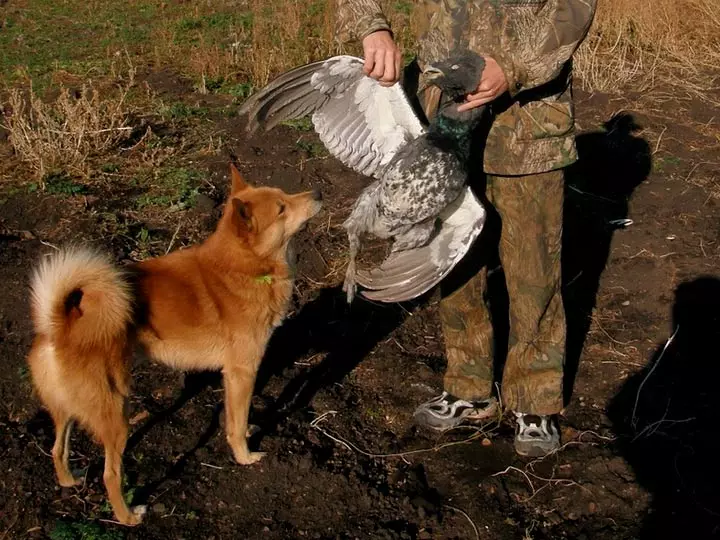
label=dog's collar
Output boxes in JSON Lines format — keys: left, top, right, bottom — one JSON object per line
{"left": 254, "top": 274, "right": 273, "bottom": 284}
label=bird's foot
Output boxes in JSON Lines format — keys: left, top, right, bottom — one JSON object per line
{"left": 391, "top": 220, "right": 436, "bottom": 253}
{"left": 342, "top": 260, "right": 357, "bottom": 304}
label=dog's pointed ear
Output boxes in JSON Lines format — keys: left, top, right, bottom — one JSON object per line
{"left": 230, "top": 163, "right": 249, "bottom": 193}
{"left": 232, "top": 198, "right": 254, "bottom": 233}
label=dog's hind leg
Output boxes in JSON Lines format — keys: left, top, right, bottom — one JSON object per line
{"left": 223, "top": 363, "right": 265, "bottom": 465}
{"left": 97, "top": 403, "right": 146, "bottom": 526}
{"left": 51, "top": 410, "right": 82, "bottom": 487}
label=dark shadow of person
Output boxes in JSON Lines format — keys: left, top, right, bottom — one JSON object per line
{"left": 608, "top": 277, "right": 720, "bottom": 539}
{"left": 256, "top": 285, "right": 412, "bottom": 431}
{"left": 562, "top": 113, "right": 651, "bottom": 404}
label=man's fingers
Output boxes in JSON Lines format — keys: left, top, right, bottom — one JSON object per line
{"left": 381, "top": 50, "right": 397, "bottom": 83}
{"left": 395, "top": 51, "right": 403, "bottom": 81}
{"left": 370, "top": 51, "right": 386, "bottom": 79}
{"left": 466, "top": 87, "right": 497, "bottom": 101}
{"left": 363, "top": 52, "right": 376, "bottom": 76}
{"left": 457, "top": 96, "right": 494, "bottom": 112}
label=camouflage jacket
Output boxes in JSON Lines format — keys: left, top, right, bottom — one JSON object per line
{"left": 335, "top": 0, "right": 597, "bottom": 176}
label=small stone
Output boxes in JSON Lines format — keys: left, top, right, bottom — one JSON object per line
{"left": 481, "top": 437, "right": 492, "bottom": 447}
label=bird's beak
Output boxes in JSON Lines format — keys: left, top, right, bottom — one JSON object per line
{"left": 419, "top": 66, "right": 444, "bottom": 93}
{"left": 423, "top": 66, "right": 445, "bottom": 81}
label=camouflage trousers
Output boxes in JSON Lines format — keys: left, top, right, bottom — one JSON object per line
{"left": 439, "top": 170, "right": 566, "bottom": 415}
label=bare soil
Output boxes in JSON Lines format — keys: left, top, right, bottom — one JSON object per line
{"left": 1, "top": 73, "right": 720, "bottom": 539}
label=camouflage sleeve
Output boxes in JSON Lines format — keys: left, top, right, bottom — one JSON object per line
{"left": 493, "top": 0, "right": 597, "bottom": 97}
{"left": 335, "top": 0, "right": 392, "bottom": 44}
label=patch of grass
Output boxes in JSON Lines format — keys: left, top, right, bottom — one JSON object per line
{"left": 49, "top": 520, "right": 124, "bottom": 540}
{"left": 295, "top": 139, "right": 327, "bottom": 158}
{"left": 162, "top": 102, "right": 210, "bottom": 120}
{"left": 282, "top": 117, "right": 314, "bottom": 132}
{"left": 44, "top": 173, "right": 88, "bottom": 196}
{"left": 223, "top": 81, "right": 255, "bottom": 100}
{"left": 653, "top": 155, "right": 682, "bottom": 172}
{"left": 394, "top": 1, "right": 414, "bottom": 16}
{"left": 100, "top": 163, "right": 120, "bottom": 174}
{"left": 0, "top": 0, "right": 157, "bottom": 88}
{"left": 135, "top": 167, "right": 203, "bottom": 211}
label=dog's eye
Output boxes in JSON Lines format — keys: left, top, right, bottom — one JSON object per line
{"left": 278, "top": 202, "right": 285, "bottom": 215}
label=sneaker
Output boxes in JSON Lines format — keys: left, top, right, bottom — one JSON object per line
{"left": 413, "top": 391, "right": 498, "bottom": 431}
{"left": 514, "top": 413, "right": 560, "bottom": 457}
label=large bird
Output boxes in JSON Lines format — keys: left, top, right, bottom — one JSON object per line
{"left": 239, "top": 51, "right": 489, "bottom": 303}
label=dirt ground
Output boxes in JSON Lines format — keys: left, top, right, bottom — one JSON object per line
{"left": 1, "top": 72, "right": 720, "bottom": 540}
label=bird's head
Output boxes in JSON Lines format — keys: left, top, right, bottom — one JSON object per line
{"left": 423, "top": 50, "right": 486, "bottom": 100}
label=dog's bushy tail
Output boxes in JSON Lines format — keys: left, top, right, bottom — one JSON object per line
{"left": 30, "top": 247, "right": 132, "bottom": 348}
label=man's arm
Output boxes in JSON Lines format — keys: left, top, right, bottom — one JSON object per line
{"left": 335, "top": 0, "right": 391, "bottom": 43}
{"left": 460, "top": 0, "right": 597, "bottom": 110}
{"left": 335, "top": 0, "right": 402, "bottom": 86}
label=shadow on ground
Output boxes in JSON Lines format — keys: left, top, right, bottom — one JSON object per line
{"left": 257, "top": 285, "right": 412, "bottom": 428}
{"left": 562, "top": 113, "right": 652, "bottom": 404}
{"left": 609, "top": 277, "right": 720, "bottom": 539}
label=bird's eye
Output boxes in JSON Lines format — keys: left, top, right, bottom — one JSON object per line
{"left": 451, "top": 64, "right": 459, "bottom": 70}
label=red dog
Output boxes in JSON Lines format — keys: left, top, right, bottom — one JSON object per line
{"left": 26, "top": 164, "right": 322, "bottom": 524}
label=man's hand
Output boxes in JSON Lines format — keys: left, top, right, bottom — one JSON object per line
{"left": 362, "top": 30, "right": 402, "bottom": 87}
{"left": 457, "top": 56, "right": 509, "bottom": 112}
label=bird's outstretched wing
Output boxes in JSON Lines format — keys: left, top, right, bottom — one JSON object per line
{"left": 239, "top": 55, "right": 425, "bottom": 178}
{"left": 355, "top": 187, "right": 486, "bottom": 302}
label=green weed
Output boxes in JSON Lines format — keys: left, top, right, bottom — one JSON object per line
{"left": 49, "top": 520, "right": 124, "bottom": 540}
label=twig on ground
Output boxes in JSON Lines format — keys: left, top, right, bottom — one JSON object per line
{"left": 32, "top": 440, "right": 52, "bottom": 458}
{"left": 310, "top": 411, "right": 496, "bottom": 460}
{"left": 40, "top": 240, "right": 60, "bottom": 251}
{"left": 527, "top": 430, "right": 616, "bottom": 466}
{"left": 492, "top": 465, "right": 589, "bottom": 503}
{"left": 165, "top": 219, "right": 183, "bottom": 254}
{"left": 653, "top": 126, "right": 667, "bottom": 155}
{"left": 631, "top": 325, "right": 680, "bottom": 429}
{"left": 444, "top": 505, "right": 480, "bottom": 540}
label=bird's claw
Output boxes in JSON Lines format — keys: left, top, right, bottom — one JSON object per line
{"left": 343, "top": 260, "right": 357, "bottom": 304}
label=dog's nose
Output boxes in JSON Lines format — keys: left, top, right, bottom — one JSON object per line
{"left": 311, "top": 189, "right": 323, "bottom": 202}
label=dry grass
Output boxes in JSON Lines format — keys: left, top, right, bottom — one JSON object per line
{"left": 575, "top": 0, "right": 720, "bottom": 97}
{"left": 3, "top": 69, "right": 137, "bottom": 182}
{"left": 148, "top": 0, "right": 416, "bottom": 91}
{"left": 149, "top": 0, "right": 339, "bottom": 91}
{"left": 3, "top": 0, "right": 719, "bottom": 186}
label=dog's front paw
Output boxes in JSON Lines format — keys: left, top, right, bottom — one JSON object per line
{"left": 234, "top": 451, "right": 266, "bottom": 465}
{"left": 126, "top": 505, "right": 147, "bottom": 526}
{"left": 116, "top": 504, "right": 146, "bottom": 526}
{"left": 57, "top": 472, "right": 83, "bottom": 488}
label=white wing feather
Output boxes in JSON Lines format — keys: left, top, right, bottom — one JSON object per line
{"left": 356, "top": 187, "right": 486, "bottom": 302}
{"left": 240, "top": 55, "right": 425, "bottom": 178}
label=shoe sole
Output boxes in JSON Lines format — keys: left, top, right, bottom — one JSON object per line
{"left": 413, "top": 400, "right": 499, "bottom": 432}
{"left": 514, "top": 440, "right": 558, "bottom": 457}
